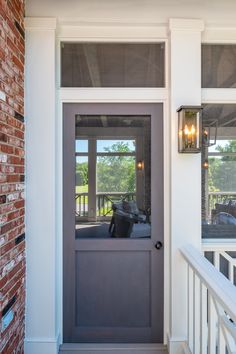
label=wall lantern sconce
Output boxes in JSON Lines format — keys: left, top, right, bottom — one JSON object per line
{"left": 137, "top": 161, "right": 144, "bottom": 171}
{"left": 178, "top": 106, "right": 203, "bottom": 153}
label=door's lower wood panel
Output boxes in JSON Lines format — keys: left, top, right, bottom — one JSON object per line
{"left": 76, "top": 251, "right": 151, "bottom": 328}
{"left": 59, "top": 343, "right": 168, "bottom": 354}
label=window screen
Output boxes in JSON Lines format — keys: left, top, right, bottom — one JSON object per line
{"left": 61, "top": 43, "right": 165, "bottom": 87}
{"left": 202, "top": 45, "right": 236, "bottom": 88}
{"left": 202, "top": 104, "right": 236, "bottom": 240}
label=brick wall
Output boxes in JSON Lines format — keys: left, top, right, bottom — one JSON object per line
{"left": 0, "top": 0, "right": 25, "bottom": 353}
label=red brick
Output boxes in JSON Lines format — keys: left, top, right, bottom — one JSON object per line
{"left": 0, "top": 203, "right": 14, "bottom": 214}
{"left": 12, "top": 55, "right": 24, "bottom": 72}
{"left": 0, "top": 239, "right": 15, "bottom": 255}
{"left": 14, "top": 166, "right": 24, "bottom": 173}
{"left": 0, "top": 144, "right": 14, "bottom": 154}
{"left": 7, "top": 155, "right": 24, "bottom": 165}
{"left": 0, "top": 1, "right": 25, "bottom": 351}
{"left": 7, "top": 226, "right": 22, "bottom": 240}
{"left": 14, "top": 200, "right": 24, "bottom": 209}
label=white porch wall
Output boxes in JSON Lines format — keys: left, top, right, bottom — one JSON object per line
{"left": 168, "top": 19, "right": 204, "bottom": 354}
{"left": 24, "top": 18, "right": 59, "bottom": 354}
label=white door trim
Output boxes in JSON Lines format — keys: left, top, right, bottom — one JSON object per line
{"left": 57, "top": 91, "right": 170, "bottom": 347}
{"left": 56, "top": 23, "right": 170, "bottom": 348}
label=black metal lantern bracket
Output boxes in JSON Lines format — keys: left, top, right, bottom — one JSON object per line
{"left": 202, "top": 120, "right": 218, "bottom": 148}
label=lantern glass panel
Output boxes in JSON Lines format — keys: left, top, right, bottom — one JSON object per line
{"left": 178, "top": 108, "right": 202, "bottom": 153}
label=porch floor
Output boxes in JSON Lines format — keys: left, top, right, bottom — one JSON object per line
{"left": 76, "top": 222, "right": 111, "bottom": 238}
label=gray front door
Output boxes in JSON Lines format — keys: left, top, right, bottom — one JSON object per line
{"left": 63, "top": 103, "right": 164, "bottom": 343}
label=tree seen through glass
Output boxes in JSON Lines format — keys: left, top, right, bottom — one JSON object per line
{"left": 97, "top": 141, "right": 136, "bottom": 193}
{"left": 208, "top": 140, "right": 236, "bottom": 192}
{"left": 75, "top": 140, "right": 136, "bottom": 194}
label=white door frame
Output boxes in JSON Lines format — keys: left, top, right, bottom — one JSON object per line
{"left": 25, "top": 17, "right": 170, "bottom": 353}
{"left": 56, "top": 24, "right": 170, "bottom": 348}
{"left": 57, "top": 90, "right": 170, "bottom": 347}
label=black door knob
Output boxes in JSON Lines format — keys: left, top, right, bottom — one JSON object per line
{"left": 155, "top": 241, "right": 163, "bottom": 250}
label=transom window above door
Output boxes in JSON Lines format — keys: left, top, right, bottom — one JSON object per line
{"left": 61, "top": 42, "right": 165, "bottom": 87}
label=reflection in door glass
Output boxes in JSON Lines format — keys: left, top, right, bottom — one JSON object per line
{"left": 75, "top": 156, "right": 88, "bottom": 218}
{"left": 75, "top": 115, "right": 151, "bottom": 239}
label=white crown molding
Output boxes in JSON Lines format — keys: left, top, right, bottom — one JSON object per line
{"left": 203, "top": 26, "right": 236, "bottom": 43}
{"left": 25, "top": 17, "right": 57, "bottom": 31}
{"left": 169, "top": 18, "right": 204, "bottom": 32}
{"left": 58, "top": 23, "right": 168, "bottom": 40}
{"left": 58, "top": 16, "right": 166, "bottom": 27}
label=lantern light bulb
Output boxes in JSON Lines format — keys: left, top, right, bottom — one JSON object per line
{"left": 184, "top": 125, "right": 189, "bottom": 135}
{"left": 191, "top": 124, "right": 196, "bottom": 134}
{"left": 203, "top": 160, "right": 209, "bottom": 169}
{"left": 137, "top": 161, "right": 143, "bottom": 171}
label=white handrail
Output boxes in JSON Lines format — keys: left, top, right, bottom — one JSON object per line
{"left": 181, "top": 245, "right": 236, "bottom": 354}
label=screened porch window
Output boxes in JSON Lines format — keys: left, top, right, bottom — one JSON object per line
{"left": 202, "top": 104, "right": 236, "bottom": 239}
{"left": 202, "top": 44, "right": 236, "bottom": 88}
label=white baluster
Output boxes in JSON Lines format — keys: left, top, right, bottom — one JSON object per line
{"left": 194, "top": 274, "right": 201, "bottom": 354}
{"left": 214, "top": 252, "right": 220, "bottom": 271}
{"left": 208, "top": 293, "right": 217, "bottom": 354}
{"left": 188, "top": 266, "right": 194, "bottom": 352}
{"left": 229, "top": 263, "right": 234, "bottom": 284}
{"left": 218, "top": 323, "right": 226, "bottom": 354}
{"left": 200, "top": 282, "right": 208, "bottom": 354}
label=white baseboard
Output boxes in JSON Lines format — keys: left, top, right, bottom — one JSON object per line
{"left": 167, "top": 335, "right": 186, "bottom": 354}
{"left": 24, "top": 336, "right": 60, "bottom": 354}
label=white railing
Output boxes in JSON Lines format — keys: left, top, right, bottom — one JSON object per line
{"left": 181, "top": 245, "right": 236, "bottom": 354}
{"left": 202, "top": 239, "right": 236, "bottom": 285}
{"left": 75, "top": 192, "right": 135, "bottom": 218}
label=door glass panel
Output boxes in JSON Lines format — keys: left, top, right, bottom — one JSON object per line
{"left": 61, "top": 43, "right": 165, "bottom": 87}
{"left": 75, "top": 115, "right": 151, "bottom": 238}
{"left": 202, "top": 104, "right": 236, "bottom": 240}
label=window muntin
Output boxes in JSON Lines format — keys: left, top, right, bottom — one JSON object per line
{"left": 61, "top": 43, "right": 165, "bottom": 88}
